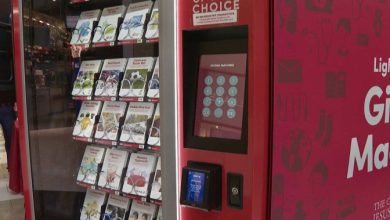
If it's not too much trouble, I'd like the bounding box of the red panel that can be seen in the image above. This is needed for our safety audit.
[271,1,390,219]
[12,1,33,220]
[177,0,270,219]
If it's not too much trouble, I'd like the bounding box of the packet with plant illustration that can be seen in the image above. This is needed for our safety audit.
[77,145,106,186]
[92,5,126,44]
[118,1,153,42]
[119,57,155,100]
[145,0,159,40]
[98,148,129,191]
[94,101,127,144]
[72,60,102,98]
[70,9,101,46]
[80,189,107,220]
[119,102,155,145]
[122,152,157,197]
[94,58,127,100]
[73,101,102,140]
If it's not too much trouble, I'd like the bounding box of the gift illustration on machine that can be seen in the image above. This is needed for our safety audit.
[98,148,128,191]
[103,194,130,220]
[92,5,125,44]
[146,57,159,99]
[119,57,155,99]
[122,152,156,197]
[119,102,154,144]
[80,189,107,220]
[72,60,102,97]
[145,0,159,40]
[94,101,127,141]
[118,1,153,41]
[128,201,157,220]
[95,58,127,99]
[70,9,101,45]
[73,101,102,138]
[77,145,106,185]
[147,103,160,146]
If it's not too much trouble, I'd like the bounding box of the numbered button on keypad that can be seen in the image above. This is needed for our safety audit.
[202,108,211,118]
[204,75,213,85]
[228,87,238,96]
[204,86,212,96]
[203,97,212,106]
[215,97,224,107]
[227,98,237,107]
[214,108,223,118]
[227,109,236,119]
[229,75,238,86]
[217,76,226,86]
[216,87,225,96]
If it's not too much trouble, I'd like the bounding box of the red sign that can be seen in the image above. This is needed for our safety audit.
[272,1,390,219]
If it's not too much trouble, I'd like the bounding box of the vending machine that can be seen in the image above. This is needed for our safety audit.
[13,0,390,219]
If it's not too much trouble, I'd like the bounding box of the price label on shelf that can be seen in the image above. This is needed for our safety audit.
[109,42,115,46]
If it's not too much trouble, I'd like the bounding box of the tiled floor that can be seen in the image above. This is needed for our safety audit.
[0,127,25,220]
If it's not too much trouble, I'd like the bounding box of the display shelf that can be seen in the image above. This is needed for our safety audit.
[94,139,117,146]
[72,95,92,101]
[147,145,160,151]
[72,96,157,102]
[149,198,162,206]
[93,96,117,101]
[73,136,93,143]
[119,142,146,150]
[122,193,148,203]
[77,181,97,190]
[68,1,162,213]
[118,142,160,152]
[119,97,145,102]
[117,39,143,45]
[146,97,159,103]
[146,38,159,44]
[97,187,121,196]
[92,41,116,48]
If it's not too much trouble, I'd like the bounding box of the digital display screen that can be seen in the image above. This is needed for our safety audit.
[194,54,247,140]
[186,171,206,205]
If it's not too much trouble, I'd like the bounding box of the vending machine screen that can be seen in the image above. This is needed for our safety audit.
[180,161,222,210]
[193,54,247,140]
[186,171,206,205]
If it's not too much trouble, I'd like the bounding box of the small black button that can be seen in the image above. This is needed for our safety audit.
[227,173,243,209]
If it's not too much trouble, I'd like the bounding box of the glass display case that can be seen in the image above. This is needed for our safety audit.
[14,0,164,219]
